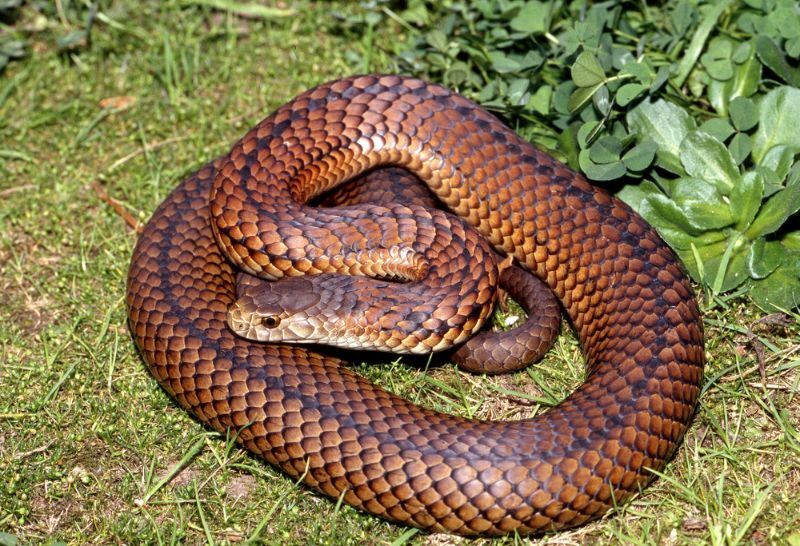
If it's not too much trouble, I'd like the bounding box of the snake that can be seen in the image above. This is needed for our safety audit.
[229,166,563,374]
[126,75,704,536]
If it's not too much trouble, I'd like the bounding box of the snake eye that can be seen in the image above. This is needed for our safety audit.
[262,316,281,328]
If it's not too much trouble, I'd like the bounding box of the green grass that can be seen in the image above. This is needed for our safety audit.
[1,2,799,545]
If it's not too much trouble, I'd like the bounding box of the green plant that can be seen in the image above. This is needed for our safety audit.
[346,0,800,311]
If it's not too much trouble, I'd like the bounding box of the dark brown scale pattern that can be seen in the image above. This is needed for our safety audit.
[316,166,561,373]
[127,75,704,536]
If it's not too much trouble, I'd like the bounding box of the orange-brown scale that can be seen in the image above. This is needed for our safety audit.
[127,75,704,537]
[304,167,561,372]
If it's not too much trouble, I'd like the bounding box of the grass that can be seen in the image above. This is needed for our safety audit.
[1,1,799,545]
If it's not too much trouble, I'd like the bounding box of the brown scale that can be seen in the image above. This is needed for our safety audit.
[230,166,561,373]
[127,75,704,536]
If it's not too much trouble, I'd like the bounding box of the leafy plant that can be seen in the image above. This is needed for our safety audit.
[0,0,25,72]
[341,0,800,311]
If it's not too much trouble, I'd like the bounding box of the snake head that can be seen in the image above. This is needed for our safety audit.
[227,276,325,343]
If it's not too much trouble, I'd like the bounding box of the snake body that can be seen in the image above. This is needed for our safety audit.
[127,75,704,536]
[231,166,562,374]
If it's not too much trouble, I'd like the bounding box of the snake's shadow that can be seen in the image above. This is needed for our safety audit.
[303,344,456,372]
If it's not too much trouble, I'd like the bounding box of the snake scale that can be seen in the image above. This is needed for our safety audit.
[230,165,563,374]
[126,75,704,536]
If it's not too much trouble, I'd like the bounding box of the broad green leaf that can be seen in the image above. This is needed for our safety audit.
[571,51,606,87]
[788,36,800,58]
[627,99,696,175]
[760,146,797,182]
[0,532,19,546]
[682,236,750,291]
[672,177,734,230]
[699,118,735,142]
[729,133,752,164]
[756,166,786,197]
[578,150,626,181]
[643,194,704,237]
[729,96,758,131]
[730,171,764,230]
[616,83,646,106]
[621,140,657,171]
[745,165,800,238]
[680,130,740,194]
[509,1,550,35]
[749,258,800,311]
[784,231,800,251]
[755,35,800,87]
[753,86,800,163]
[747,238,783,279]
[617,179,663,211]
[704,239,751,292]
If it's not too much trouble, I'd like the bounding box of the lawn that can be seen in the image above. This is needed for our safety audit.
[1,1,799,545]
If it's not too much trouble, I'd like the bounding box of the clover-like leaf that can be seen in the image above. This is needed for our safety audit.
[527,85,552,115]
[426,30,449,53]
[488,50,522,73]
[729,133,752,164]
[622,140,657,172]
[701,37,734,80]
[509,1,551,35]
[699,118,735,142]
[708,40,761,115]
[616,83,646,106]
[579,149,626,181]
[589,135,623,164]
[729,96,758,132]
[621,60,653,85]
[571,51,606,87]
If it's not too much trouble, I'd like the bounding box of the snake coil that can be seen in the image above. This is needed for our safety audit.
[127,75,704,536]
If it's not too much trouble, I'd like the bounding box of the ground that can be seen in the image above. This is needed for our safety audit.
[0,2,798,545]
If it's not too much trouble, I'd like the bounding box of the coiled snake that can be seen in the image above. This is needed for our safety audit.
[126,75,704,536]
